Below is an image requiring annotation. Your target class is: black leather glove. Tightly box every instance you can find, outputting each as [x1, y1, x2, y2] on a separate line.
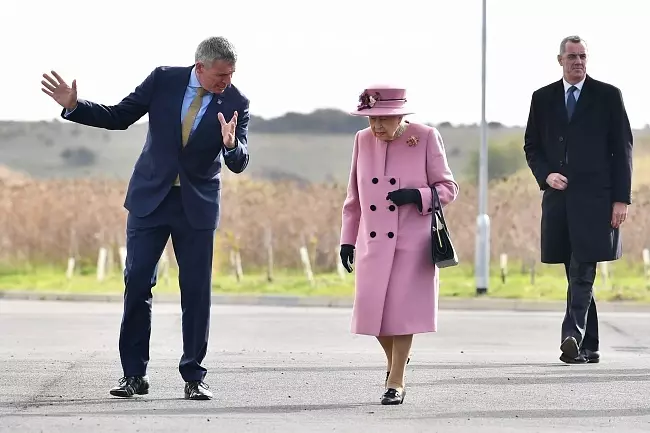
[339, 244, 355, 273]
[386, 188, 422, 209]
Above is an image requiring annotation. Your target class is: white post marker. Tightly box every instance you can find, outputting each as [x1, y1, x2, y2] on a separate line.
[97, 247, 107, 282]
[598, 261, 609, 290]
[299, 246, 315, 287]
[66, 257, 75, 280]
[643, 248, 650, 285]
[119, 247, 127, 273]
[235, 250, 243, 281]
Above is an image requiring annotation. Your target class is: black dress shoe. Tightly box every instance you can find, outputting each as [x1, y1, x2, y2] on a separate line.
[581, 349, 600, 363]
[381, 388, 405, 405]
[109, 376, 149, 397]
[559, 353, 588, 364]
[560, 336, 580, 359]
[559, 336, 592, 364]
[184, 381, 213, 400]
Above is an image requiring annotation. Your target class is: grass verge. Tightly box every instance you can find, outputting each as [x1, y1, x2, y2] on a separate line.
[1, 262, 650, 302]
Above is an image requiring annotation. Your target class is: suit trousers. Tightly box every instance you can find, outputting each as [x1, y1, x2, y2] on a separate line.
[119, 187, 215, 382]
[562, 254, 599, 351]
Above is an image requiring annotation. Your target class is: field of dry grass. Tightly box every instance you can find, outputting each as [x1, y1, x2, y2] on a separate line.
[1, 118, 649, 275]
[3, 147, 650, 276]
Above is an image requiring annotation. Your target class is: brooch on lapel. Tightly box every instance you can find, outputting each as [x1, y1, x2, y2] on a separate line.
[406, 135, 419, 147]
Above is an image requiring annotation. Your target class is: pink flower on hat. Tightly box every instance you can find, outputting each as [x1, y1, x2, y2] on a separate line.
[357, 91, 381, 111]
[406, 135, 419, 147]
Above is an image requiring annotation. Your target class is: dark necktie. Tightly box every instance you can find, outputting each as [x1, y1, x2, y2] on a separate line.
[566, 85, 577, 120]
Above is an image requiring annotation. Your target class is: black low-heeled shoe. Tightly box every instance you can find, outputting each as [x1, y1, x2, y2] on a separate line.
[381, 387, 406, 405]
[385, 356, 410, 385]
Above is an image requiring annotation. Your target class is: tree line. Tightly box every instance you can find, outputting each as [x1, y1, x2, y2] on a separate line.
[249, 109, 507, 134]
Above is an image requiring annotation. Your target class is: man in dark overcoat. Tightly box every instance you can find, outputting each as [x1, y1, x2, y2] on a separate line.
[523, 35, 633, 364]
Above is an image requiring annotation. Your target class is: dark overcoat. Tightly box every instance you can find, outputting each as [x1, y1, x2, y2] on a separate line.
[523, 75, 633, 264]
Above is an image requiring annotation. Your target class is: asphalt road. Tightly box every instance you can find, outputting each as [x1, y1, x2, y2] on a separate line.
[1, 299, 650, 432]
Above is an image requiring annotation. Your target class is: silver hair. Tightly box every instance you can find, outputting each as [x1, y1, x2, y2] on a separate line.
[195, 36, 237, 65]
[559, 35, 588, 55]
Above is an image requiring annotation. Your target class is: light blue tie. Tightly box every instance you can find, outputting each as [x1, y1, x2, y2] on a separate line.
[566, 85, 577, 120]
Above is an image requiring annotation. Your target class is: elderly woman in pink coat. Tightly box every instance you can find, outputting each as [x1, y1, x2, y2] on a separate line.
[339, 85, 459, 405]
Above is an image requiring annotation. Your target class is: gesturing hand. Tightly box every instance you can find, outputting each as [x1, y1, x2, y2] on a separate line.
[546, 172, 568, 190]
[41, 71, 78, 111]
[218, 111, 238, 148]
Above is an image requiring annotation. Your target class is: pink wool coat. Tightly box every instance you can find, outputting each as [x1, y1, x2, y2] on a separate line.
[340, 122, 459, 336]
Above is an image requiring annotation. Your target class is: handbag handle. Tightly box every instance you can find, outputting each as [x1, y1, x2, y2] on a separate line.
[430, 185, 448, 228]
[425, 144, 450, 247]
[430, 185, 448, 248]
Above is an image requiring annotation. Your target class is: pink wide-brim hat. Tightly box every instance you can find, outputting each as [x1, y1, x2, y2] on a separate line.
[350, 85, 414, 116]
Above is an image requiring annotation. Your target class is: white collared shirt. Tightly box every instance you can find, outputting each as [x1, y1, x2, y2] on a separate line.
[563, 76, 586, 103]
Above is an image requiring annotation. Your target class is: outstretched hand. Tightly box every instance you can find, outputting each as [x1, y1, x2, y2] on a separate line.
[218, 111, 238, 148]
[41, 71, 78, 110]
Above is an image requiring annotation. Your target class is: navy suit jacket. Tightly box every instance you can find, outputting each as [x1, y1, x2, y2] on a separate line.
[61, 65, 249, 230]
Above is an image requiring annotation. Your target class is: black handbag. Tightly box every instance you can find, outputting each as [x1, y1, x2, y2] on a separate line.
[430, 185, 458, 268]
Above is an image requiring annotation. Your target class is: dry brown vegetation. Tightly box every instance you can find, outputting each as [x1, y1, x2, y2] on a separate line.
[4, 157, 650, 273]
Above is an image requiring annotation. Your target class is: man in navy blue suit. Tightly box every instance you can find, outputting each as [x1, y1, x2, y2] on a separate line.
[41, 36, 250, 400]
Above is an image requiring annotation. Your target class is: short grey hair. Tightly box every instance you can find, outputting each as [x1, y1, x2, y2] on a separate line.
[195, 36, 237, 66]
[559, 35, 588, 55]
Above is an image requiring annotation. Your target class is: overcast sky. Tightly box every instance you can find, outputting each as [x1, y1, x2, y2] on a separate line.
[3, 0, 648, 128]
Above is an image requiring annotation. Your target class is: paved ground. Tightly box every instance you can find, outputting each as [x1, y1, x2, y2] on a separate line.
[1, 299, 650, 432]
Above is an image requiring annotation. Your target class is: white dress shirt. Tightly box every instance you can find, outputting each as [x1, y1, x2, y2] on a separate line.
[563, 76, 586, 103]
